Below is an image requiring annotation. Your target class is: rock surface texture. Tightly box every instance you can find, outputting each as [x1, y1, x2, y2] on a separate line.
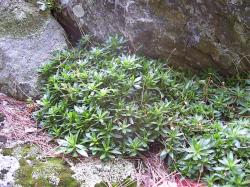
[0, 153, 19, 186]
[0, 0, 67, 100]
[0, 144, 136, 187]
[55, 0, 250, 74]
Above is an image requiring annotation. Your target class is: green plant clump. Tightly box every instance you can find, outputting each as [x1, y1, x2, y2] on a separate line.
[37, 0, 56, 11]
[36, 36, 250, 186]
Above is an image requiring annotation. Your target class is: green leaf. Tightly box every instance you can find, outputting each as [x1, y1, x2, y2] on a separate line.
[55, 147, 68, 155]
[160, 150, 167, 160]
[77, 148, 88, 157]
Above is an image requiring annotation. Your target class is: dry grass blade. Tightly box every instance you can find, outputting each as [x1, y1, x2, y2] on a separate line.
[135, 154, 205, 187]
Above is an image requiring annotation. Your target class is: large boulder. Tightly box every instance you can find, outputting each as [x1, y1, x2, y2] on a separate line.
[54, 0, 250, 74]
[0, 0, 67, 100]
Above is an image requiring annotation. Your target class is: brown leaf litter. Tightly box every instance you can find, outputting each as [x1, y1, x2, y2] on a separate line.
[0, 93, 54, 155]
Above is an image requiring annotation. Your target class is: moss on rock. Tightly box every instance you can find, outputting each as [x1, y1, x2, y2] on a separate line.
[1, 148, 14, 156]
[1, 145, 79, 186]
[16, 157, 79, 187]
[0, 1, 50, 38]
[1, 145, 137, 186]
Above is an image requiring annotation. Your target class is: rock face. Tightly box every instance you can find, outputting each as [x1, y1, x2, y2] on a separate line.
[0, 145, 79, 187]
[0, 0, 67, 100]
[0, 144, 136, 187]
[0, 153, 20, 186]
[55, 0, 250, 74]
[72, 159, 136, 187]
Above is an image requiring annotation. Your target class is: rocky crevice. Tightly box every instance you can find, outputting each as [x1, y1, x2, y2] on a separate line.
[54, 0, 250, 74]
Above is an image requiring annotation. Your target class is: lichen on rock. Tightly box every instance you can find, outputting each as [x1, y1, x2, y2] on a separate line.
[0, 153, 20, 186]
[71, 158, 136, 187]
